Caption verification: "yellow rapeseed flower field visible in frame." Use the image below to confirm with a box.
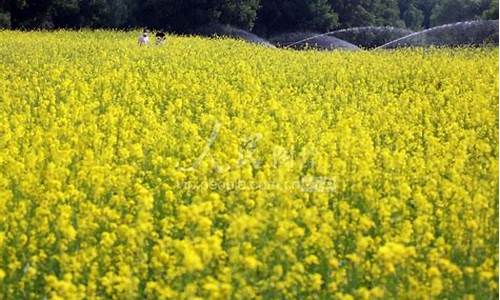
[0,30,498,299]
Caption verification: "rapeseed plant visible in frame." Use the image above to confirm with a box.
[0,30,497,299]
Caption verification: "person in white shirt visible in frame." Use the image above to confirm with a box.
[138,29,150,46]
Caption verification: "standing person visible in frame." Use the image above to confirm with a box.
[155,31,167,45]
[138,29,150,46]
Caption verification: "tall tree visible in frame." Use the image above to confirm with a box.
[0,0,10,27]
[399,0,424,29]
[482,0,498,19]
[431,0,493,26]
[51,0,79,28]
[77,0,105,27]
[370,0,404,27]
[78,0,138,28]
[330,0,375,28]
[255,0,338,36]
[7,0,55,28]
[219,0,261,30]
[416,0,437,28]
[139,0,225,31]
[0,0,497,31]
[331,0,403,28]
[105,0,138,27]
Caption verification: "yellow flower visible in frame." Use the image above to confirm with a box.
[0,31,497,300]
[244,256,260,270]
[430,277,443,296]
[310,273,322,291]
[304,255,319,265]
[184,248,204,272]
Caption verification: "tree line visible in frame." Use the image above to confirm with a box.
[0,0,498,35]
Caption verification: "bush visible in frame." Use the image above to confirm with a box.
[269,32,359,51]
[380,20,499,48]
[327,26,414,48]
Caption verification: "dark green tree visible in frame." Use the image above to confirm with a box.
[482,0,498,19]
[139,0,261,32]
[6,0,55,28]
[255,0,338,36]
[0,0,497,31]
[431,0,494,26]
[219,0,260,29]
[76,0,105,27]
[51,0,79,28]
[105,0,139,27]
[0,0,10,27]
[77,0,138,28]
[330,0,375,28]
[399,0,424,29]
[370,0,404,27]
[330,0,403,28]
[415,0,437,28]
[139,0,225,31]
